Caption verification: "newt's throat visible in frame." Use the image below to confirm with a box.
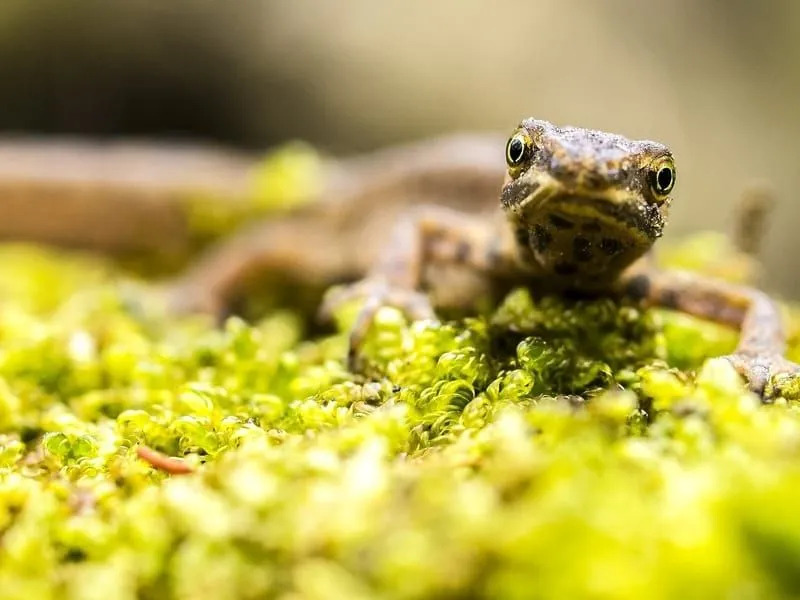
[520,204,654,285]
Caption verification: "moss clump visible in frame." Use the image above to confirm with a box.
[0,231,799,599]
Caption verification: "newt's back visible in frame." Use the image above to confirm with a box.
[0,135,506,264]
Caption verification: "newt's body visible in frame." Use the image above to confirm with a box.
[0,138,254,255]
[169,118,800,398]
[0,121,795,398]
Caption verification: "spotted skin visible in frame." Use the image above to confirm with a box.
[170,119,798,398]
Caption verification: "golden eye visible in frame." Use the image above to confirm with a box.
[649,157,676,200]
[506,131,533,168]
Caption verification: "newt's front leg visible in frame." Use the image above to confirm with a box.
[621,268,800,398]
[319,206,524,369]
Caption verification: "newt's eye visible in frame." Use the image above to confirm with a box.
[649,157,676,201]
[506,131,533,168]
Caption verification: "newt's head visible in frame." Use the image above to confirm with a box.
[500,118,674,284]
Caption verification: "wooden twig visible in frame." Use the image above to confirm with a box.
[136,445,194,475]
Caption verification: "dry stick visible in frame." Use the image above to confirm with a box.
[136,445,194,475]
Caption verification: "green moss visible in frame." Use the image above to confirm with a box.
[0,223,799,598]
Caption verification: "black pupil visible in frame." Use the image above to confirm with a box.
[508,137,524,163]
[657,167,673,191]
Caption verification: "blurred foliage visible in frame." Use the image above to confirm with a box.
[182,142,324,251]
[0,229,799,598]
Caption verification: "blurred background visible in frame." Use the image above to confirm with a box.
[0,0,798,293]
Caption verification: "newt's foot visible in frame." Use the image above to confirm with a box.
[722,352,800,400]
[319,279,436,371]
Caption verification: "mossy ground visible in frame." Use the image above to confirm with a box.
[1,223,800,599]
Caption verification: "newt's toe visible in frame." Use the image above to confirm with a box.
[723,352,800,401]
[321,278,436,372]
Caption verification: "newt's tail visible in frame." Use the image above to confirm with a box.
[734,185,775,258]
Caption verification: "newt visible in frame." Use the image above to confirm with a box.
[166,118,799,399]
[0,124,793,398]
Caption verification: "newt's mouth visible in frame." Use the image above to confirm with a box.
[548,196,666,242]
[501,174,666,243]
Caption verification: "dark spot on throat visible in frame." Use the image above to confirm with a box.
[554,261,578,276]
[600,238,623,256]
[572,236,593,262]
[530,225,552,252]
[548,214,575,229]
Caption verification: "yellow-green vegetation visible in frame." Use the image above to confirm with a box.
[1,233,800,600]
[184,143,325,251]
